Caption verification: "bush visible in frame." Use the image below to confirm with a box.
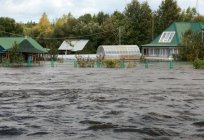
[102,60,120,68]
[193,59,204,69]
[76,55,95,68]
[8,42,24,65]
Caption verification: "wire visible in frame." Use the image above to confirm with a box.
[0,29,117,40]
[0,31,24,37]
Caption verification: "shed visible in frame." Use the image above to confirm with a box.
[0,37,46,53]
[96,45,141,60]
[58,39,89,55]
[0,37,46,62]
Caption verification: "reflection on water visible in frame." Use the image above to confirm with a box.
[0,62,204,140]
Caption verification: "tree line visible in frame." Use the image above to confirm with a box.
[0,0,204,54]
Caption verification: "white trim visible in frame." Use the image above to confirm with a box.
[159,31,175,43]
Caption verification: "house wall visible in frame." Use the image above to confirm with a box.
[143,47,178,58]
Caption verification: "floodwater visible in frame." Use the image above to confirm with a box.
[0,62,204,140]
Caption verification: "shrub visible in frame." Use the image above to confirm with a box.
[8,42,24,65]
[76,55,95,68]
[102,60,120,68]
[193,59,204,69]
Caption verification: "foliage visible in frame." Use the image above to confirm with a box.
[73,15,103,53]
[154,0,181,35]
[124,0,152,45]
[75,55,95,68]
[94,11,109,25]
[102,60,120,68]
[47,41,59,60]
[0,17,23,36]
[179,30,204,61]
[37,12,52,34]
[102,11,126,45]
[193,59,204,69]
[180,8,197,21]
[36,13,53,47]
[8,42,24,64]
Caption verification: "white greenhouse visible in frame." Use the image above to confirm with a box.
[96,45,141,60]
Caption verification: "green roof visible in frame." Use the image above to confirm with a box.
[142,22,204,47]
[0,37,47,53]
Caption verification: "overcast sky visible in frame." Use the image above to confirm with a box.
[0,0,203,23]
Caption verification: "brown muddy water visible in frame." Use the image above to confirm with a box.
[0,62,204,140]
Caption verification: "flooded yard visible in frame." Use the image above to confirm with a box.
[0,62,204,140]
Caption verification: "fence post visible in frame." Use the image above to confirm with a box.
[74,61,77,68]
[27,55,32,67]
[169,60,173,69]
[96,60,101,68]
[120,59,125,68]
[5,59,9,67]
[144,59,149,69]
[51,56,54,67]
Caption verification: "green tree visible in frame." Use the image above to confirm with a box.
[94,11,109,25]
[194,15,204,23]
[0,17,23,36]
[52,13,78,49]
[73,20,103,53]
[47,41,59,60]
[179,7,204,23]
[102,11,126,45]
[8,42,24,64]
[154,0,181,35]
[53,13,77,38]
[22,21,37,37]
[124,0,152,45]
[179,30,204,61]
[180,7,197,21]
[78,14,93,24]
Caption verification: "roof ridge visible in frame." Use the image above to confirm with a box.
[173,22,180,43]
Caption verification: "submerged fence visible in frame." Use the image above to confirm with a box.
[47,59,179,69]
[0,58,191,70]
[144,59,175,69]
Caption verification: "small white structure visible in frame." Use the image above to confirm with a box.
[57,54,96,60]
[58,40,89,55]
[96,45,141,60]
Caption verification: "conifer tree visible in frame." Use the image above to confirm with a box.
[154,0,181,35]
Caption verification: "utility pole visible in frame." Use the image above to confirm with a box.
[152,14,154,41]
[119,26,121,45]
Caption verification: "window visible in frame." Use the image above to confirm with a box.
[159,31,175,43]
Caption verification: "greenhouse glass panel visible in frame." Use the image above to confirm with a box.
[96,45,141,60]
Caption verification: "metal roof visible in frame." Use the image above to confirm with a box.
[142,22,204,48]
[58,40,89,52]
[0,37,46,53]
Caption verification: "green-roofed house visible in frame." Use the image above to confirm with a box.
[141,22,204,60]
[0,37,47,63]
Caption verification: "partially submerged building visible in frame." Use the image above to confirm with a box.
[141,22,204,60]
[0,37,46,63]
[58,39,91,60]
[58,39,89,55]
[96,45,141,60]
